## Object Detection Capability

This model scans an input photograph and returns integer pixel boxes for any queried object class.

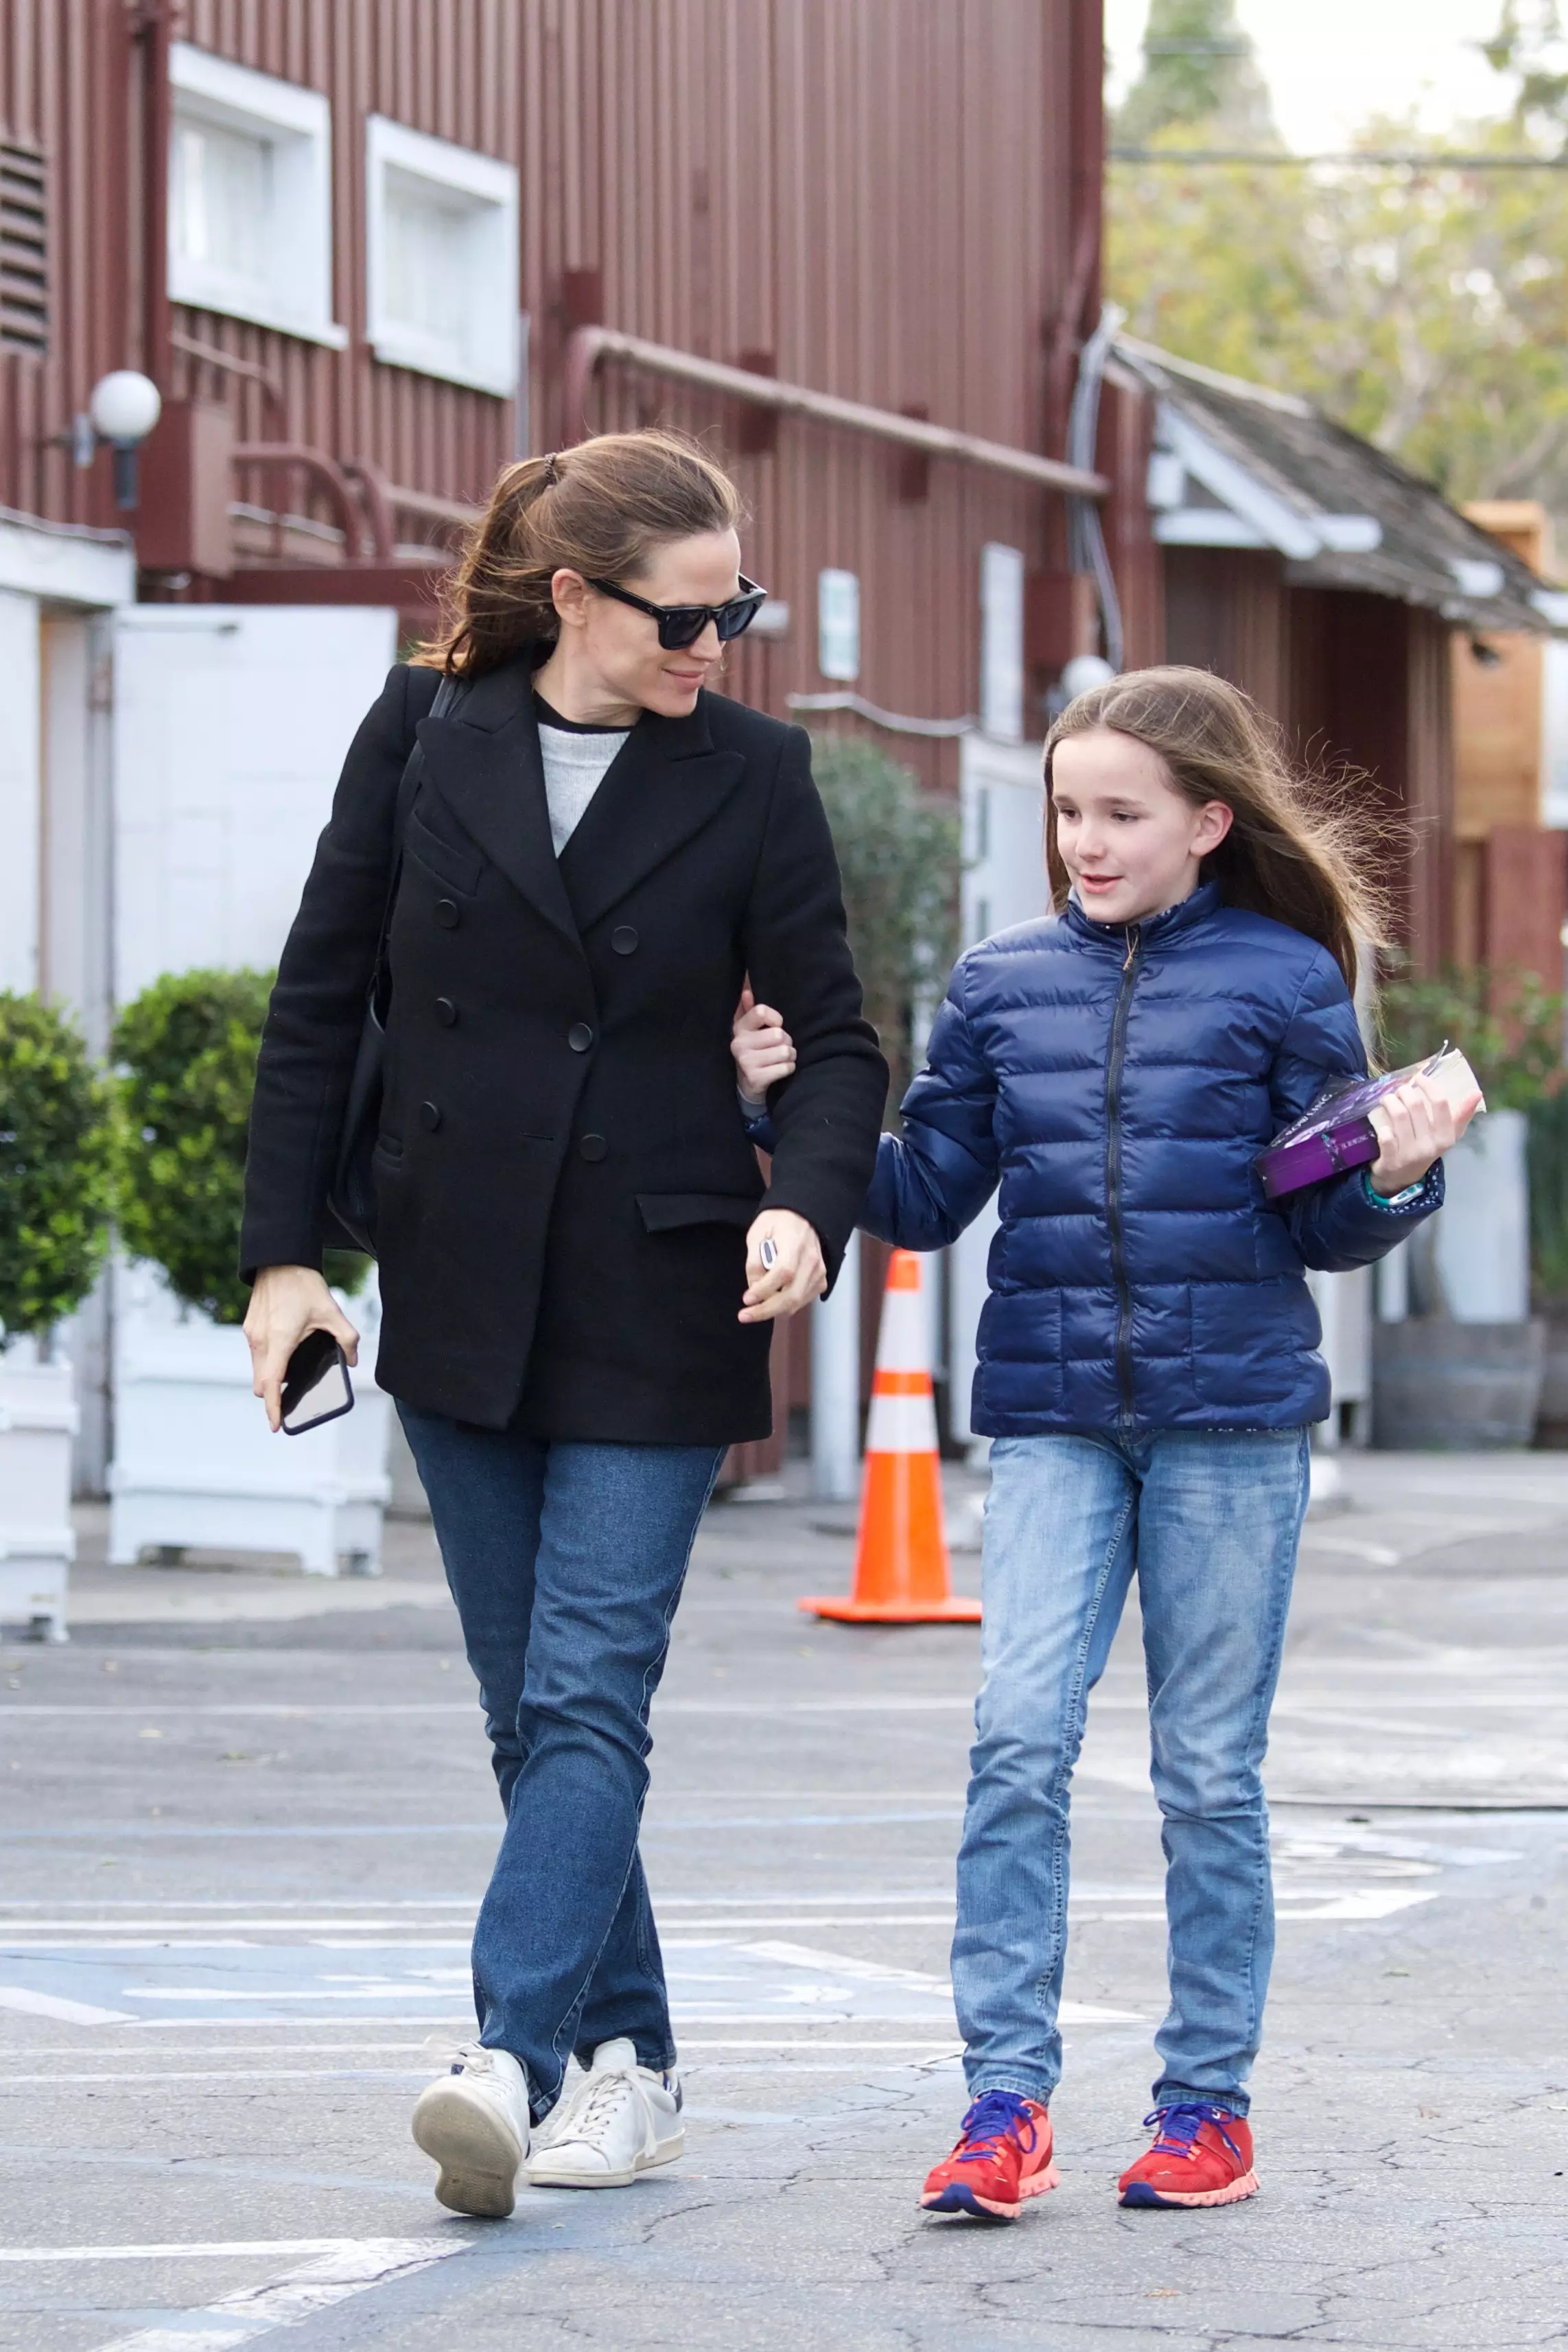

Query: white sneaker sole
[412,2080,526,2219]
[526,2127,685,2190]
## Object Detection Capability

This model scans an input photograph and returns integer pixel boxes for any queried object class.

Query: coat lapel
[557,695,747,934]
[414,653,580,951]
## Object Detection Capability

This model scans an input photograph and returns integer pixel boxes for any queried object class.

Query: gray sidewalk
[0,1450,1564,2349]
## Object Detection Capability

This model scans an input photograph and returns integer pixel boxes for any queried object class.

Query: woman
[240,429,887,2218]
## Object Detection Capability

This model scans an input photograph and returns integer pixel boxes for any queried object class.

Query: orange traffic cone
[800,1248,981,1624]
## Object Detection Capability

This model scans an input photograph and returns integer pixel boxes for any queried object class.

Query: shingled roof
[1111,334,1552,636]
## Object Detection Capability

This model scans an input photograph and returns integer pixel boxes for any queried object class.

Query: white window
[817,569,861,682]
[365,117,519,395]
[168,44,344,348]
[979,543,1025,743]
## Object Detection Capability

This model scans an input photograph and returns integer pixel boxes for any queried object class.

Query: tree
[1116,0,1277,149]
[808,733,960,1118]
[1483,3,1568,148]
[1108,111,1568,513]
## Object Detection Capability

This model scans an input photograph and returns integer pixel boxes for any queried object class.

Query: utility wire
[1111,147,1568,169]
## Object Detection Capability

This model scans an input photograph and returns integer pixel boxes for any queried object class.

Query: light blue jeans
[956,1427,1311,2117]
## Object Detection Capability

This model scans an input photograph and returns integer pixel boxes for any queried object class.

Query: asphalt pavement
[0,1449,1565,2351]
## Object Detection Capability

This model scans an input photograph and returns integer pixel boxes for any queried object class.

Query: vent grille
[0,137,47,356]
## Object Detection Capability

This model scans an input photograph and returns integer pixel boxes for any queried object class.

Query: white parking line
[0,2070,432,2086]
[0,2241,410,2261]
[0,1988,133,2024]
[0,2238,466,2352]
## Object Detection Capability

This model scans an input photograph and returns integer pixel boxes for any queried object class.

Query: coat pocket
[636,1192,761,1233]
[405,806,484,896]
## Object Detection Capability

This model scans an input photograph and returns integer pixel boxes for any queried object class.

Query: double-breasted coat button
[578,1132,608,1163]
[434,898,459,929]
[611,925,639,955]
[419,1100,442,1132]
[435,997,458,1027]
[567,1022,594,1053]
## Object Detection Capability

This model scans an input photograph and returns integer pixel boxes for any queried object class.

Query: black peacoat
[240,652,888,1443]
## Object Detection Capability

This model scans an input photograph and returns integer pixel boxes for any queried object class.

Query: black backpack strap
[368,671,463,1018]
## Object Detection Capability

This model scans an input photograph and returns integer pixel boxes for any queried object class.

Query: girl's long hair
[1043,666,1394,988]
[416,428,747,679]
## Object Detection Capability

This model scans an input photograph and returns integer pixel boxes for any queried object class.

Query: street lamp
[83,371,163,511]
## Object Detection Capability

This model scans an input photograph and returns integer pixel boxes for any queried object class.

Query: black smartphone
[280,1328,354,1435]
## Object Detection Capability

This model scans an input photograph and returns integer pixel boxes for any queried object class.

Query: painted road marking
[0,2038,982,2056]
[5,1688,1565,1717]
[0,2237,467,2352]
[0,1987,133,2024]
[0,2241,438,2262]
[0,1885,1442,2038]
[0,2070,436,2085]
[2,2042,447,2056]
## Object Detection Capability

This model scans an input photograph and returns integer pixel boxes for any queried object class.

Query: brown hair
[1043,665,1392,988]
[417,428,747,677]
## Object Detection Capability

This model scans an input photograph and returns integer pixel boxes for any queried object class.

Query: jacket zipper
[1105,924,1143,1429]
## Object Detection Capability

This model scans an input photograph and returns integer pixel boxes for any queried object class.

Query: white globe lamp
[86,371,163,510]
[1059,653,1116,703]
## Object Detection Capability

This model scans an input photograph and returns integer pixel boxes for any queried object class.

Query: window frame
[364,115,520,397]
[167,43,347,350]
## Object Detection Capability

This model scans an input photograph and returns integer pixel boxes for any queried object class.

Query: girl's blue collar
[1063,876,1224,952]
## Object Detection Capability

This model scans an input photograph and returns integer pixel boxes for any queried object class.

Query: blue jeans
[957,1427,1310,2117]
[397,1408,723,2117]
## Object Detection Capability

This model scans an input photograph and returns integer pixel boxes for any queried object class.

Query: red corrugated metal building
[3,0,1112,759]
[1,0,1115,1487]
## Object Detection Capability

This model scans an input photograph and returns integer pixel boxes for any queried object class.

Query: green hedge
[0,993,113,1341]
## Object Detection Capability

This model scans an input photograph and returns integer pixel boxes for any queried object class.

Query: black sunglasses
[587,573,768,651]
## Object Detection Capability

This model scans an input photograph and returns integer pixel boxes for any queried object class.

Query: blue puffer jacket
[859,880,1442,1437]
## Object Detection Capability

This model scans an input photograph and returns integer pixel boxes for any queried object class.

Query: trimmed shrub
[113,970,369,1327]
[809,732,961,1110]
[113,969,275,1326]
[0,993,113,1341]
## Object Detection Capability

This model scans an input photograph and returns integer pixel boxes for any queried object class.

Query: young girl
[733,666,1478,2220]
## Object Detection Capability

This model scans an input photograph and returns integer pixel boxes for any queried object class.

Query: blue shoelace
[1143,2101,1245,2165]
[956,2089,1040,2165]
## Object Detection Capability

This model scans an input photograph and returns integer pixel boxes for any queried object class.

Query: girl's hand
[732,983,797,1101]
[1368,1073,1484,1196]
[740,1210,826,1322]
[243,1264,360,1432]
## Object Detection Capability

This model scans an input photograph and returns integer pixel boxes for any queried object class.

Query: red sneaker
[920,2091,1057,2220]
[1118,2102,1258,2208]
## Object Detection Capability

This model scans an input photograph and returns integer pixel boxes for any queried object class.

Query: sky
[1105,0,1520,152]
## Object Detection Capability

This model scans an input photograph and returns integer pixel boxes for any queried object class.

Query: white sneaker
[526,2037,684,2189]
[411,2042,530,2218]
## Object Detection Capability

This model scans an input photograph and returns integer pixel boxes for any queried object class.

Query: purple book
[1256,1047,1482,1202]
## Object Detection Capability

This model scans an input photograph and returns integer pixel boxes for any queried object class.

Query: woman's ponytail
[417,430,746,679]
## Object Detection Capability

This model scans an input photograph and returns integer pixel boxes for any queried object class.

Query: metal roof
[1112,334,1553,634]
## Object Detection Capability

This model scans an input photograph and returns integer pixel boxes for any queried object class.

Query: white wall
[111,605,399,1001]
[0,588,41,994]
[1543,625,1568,830]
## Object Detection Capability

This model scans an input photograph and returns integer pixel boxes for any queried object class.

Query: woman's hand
[244,1264,360,1432]
[1368,1073,1484,1196]
[740,1210,826,1323]
[732,983,797,1101]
